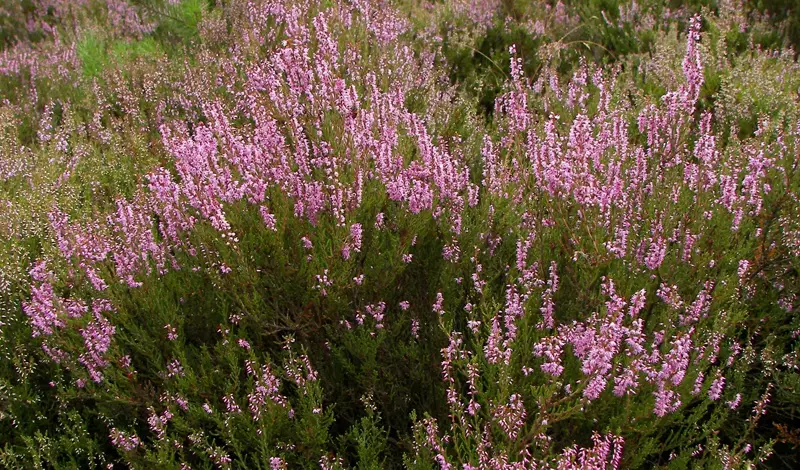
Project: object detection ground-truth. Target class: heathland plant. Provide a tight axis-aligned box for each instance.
[1,0,799,469]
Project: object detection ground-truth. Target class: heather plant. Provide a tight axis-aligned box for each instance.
[1,0,800,469]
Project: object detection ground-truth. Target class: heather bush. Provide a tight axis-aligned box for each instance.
[1,0,799,469]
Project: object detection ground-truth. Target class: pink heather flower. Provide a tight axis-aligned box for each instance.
[366,302,386,329]
[644,237,667,270]
[692,372,705,396]
[727,393,742,409]
[493,394,526,440]
[629,289,647,317]
[539,261,559,329]
[471,265,486,293]
[442,243,460,262]
[269,457,287,470]
[48,209,111,291]
[485,314,510,365]
[613,366,640,397]
[399,301,410,310]
[556,433,625,470]
[432,292,445,315]
[176,396,189,411]
[441,333,465,385]
[738,259,750,283]
[29,261,51,283]
[659,331,693,387]
[247,361,290,420]
[679,281,714,326]
[223,394,241,414]
[284,354,318,392]
[727,341,742,366]
[238,339,251,350]
[657,284,684,310]
[653,388,681,417]
[24,280,64,337]
[301,237,313,249]
[167,359,185,378]
[584,375,608,401]
[342,223,363,260]
[682,15,704,103]
[319,456,345,469]
[375,212,385,229]
[411,319,419,339]
[260,207,278,231]
[165,324,178,341]
[752,383,773,418]
[709,375,726,401]
[315,270,333,296]
[210,448,231,468]
[79,313,116,383]
[533,335,565,376]
[147,407,171,440]
[402,253,413,263]
[416,417,449,468]
[110,428,141,451]
[65,299,88,318]
[466,362,481,413]
[350,224,363,249]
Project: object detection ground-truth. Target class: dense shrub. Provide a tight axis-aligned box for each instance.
[1,0,799,469]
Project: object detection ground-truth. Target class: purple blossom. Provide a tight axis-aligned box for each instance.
[709,374,726,401]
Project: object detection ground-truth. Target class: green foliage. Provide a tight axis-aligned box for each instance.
[149,0,207,43]
[441,22,543,117]
[339,397,388,469]
[110,37,162,64]
[77,31,109,78]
